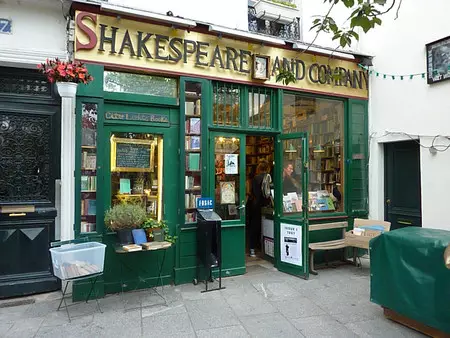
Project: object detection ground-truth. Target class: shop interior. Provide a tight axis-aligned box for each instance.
[245,135,275,265]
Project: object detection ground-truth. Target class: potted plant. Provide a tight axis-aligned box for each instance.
[141,218,162,242]
[37,58,94,97]
[141,219,177,244]
[104,203,147,245]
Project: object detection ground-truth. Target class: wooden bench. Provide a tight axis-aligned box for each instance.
[309,221,348,275]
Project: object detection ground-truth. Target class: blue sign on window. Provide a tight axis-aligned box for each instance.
[196,197,214,210]
[0,19,12,34]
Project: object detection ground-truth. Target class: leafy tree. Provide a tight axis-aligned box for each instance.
[311,0,403,49]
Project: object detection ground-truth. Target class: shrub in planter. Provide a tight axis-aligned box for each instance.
[104,203,147,245]
[141,219,177,244]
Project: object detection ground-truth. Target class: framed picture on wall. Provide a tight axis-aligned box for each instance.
[252,54,270,80]
[426,36,450,84]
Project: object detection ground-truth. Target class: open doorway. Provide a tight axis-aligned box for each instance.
[245,135,275,267]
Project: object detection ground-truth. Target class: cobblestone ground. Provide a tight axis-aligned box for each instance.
[0,258,425,337]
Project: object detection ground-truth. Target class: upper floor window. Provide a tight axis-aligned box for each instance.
[248,2,300,41]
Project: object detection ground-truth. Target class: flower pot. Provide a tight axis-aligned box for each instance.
[56,82,78,98]
[117,229,134,245]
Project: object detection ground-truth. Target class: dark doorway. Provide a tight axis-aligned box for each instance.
[0,67,60,298]
[384,141,422,230]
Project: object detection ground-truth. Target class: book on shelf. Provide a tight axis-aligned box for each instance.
[81,175,97,191]
[185,212,196,223]
[185,136,201,150]
[119,178,131,194]
[185,193,201,209]
[185,101,195,115]
[186,153,200,171]
[81,222,96,233]
[189,117,201,134]
[195,99,201,115]
[81,199,96,216]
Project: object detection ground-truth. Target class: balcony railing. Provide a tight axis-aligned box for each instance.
[248,6,300,41]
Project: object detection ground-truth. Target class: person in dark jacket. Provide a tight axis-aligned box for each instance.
[282,162,299,194]
[247,160,270,257]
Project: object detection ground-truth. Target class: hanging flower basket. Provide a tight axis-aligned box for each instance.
[37,58,94,84]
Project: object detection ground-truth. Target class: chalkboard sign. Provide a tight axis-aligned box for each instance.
[111,137,155,172]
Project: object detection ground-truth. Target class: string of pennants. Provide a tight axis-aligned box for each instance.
[358,64,426,80]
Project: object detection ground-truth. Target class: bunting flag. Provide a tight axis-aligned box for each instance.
[358,64,426,80]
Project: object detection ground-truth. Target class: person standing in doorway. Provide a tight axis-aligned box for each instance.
[247,160,271,257]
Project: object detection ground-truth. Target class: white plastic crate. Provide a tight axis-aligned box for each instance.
[50,242,106,280]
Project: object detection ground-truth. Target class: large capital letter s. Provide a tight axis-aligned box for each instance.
[76,12,98,51]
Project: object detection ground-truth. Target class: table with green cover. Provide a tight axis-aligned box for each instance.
[370,227,450,334]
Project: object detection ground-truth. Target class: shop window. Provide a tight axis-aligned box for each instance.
[104,71,177,97]
[283,94,345,213]
[80,103,98,233]
[248,87,271,129]
[213,82,240,126]
[110,133,163,221]
[214,136,240,220]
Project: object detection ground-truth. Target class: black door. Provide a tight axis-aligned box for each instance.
[384,141,422,230]
[0,68,60,298]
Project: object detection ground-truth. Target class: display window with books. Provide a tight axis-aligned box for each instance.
[283,94,345,213]
[80,103,98,233]
[184,81,202,223]
[110,133,163,221]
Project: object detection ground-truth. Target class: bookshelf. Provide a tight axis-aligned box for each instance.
[184,82,202,223]
[245,136,274,176]
[80,103,98,234]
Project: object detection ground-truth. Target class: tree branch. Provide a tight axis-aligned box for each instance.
[395,0,403,19]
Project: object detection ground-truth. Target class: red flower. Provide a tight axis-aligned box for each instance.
[36,58,93,85]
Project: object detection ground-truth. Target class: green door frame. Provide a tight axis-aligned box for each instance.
[274,132,309,279]
[102,124,178,234]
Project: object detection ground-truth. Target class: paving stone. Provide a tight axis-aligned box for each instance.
[346,317,427,337]
[179,283,224,301]
[184,298,240,331]
[4,317,44,338]
[271,296,326,319]
[0,323,13,336]
[224,288,277,316]
[196,324,250,338]
[141,301,187,318]
[240,312,303,338]
[143,312,195,336]
[261,281,302,300]
[0,303,31,322]
[290,314,359,338]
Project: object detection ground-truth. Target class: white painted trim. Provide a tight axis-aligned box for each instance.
[100,2,197,27]
[0,47,67,68]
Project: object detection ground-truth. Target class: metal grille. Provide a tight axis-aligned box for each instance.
[248,87,271,129]
[0,112,52,202]
[213,82,240,127]
[0,71,51,97]
[248,7,301,41]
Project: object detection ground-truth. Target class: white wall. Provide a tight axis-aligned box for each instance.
[108,0,249,30]
[0,0,67,68]
[358,0,450,230]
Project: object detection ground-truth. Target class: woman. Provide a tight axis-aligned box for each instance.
[247,160,270,257]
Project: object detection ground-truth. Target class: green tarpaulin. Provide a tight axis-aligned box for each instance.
[370,227,450,334]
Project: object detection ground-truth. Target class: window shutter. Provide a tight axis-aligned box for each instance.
[347,99,369,217]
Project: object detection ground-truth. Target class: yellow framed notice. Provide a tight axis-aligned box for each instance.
[110,136,156,172]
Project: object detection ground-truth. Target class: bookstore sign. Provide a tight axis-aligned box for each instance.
[74,11,368,99]
[105,111,169,124]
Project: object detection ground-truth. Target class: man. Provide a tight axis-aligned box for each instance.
[282,162,299,194]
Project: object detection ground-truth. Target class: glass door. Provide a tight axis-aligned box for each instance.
[209,132,246,225]
[274,133,309,278]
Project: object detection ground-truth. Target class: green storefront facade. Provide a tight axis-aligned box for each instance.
[72,5,369,299]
